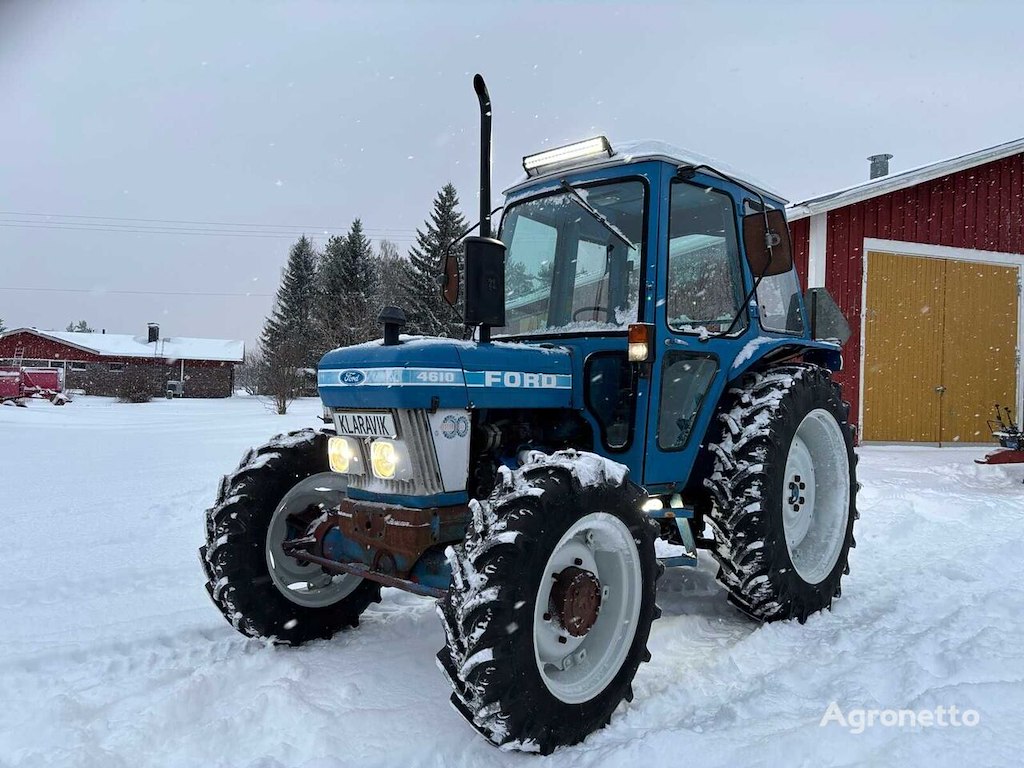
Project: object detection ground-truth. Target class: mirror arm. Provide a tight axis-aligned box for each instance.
[677,162,777,268]
[678,163,779,336]
[439,205,505,322]
[446,205,505,254]
[724,268,771,335]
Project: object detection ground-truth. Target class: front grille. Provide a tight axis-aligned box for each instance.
[347,409,444,498]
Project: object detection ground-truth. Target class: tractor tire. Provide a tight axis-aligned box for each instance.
[437,450,660,754]
[200,429,381,645]
[704,364,858,623]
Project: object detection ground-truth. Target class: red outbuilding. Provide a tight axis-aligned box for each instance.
[788,138,1024,443]
[0,323,244,398]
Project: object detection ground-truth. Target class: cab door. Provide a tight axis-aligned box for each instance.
[642,176,750,488]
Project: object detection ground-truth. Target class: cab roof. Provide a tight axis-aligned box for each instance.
[504,139,787,204]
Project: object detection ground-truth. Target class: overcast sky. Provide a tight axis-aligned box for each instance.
[3,0,1024,345]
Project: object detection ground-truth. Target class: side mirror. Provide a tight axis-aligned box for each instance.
[464,236,506,327]
[804,287,851,344]
[442,252,460,306]
[742,208,793,278]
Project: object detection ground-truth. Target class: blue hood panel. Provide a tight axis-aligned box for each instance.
[318,337,574,410]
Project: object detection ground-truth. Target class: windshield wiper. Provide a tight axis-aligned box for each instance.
[559,180,637,252]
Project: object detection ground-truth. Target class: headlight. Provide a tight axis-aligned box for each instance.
[328,436,364,475]
[641,497,664,513]
[370,439,411,480]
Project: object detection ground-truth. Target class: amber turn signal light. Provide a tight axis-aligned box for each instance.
[627,323,655,363]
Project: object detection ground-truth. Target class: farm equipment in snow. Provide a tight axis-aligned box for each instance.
[0,366,68,406]
[200,75,858,753]
[976,405,1024,465]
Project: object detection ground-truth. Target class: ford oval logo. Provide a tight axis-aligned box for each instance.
[339,369,365,385]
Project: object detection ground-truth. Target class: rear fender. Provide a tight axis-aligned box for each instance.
[726,338,842,384]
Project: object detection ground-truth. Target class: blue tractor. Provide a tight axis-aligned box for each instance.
[201,76,857,753]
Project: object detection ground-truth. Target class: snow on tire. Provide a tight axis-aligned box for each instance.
[704,364,858,623]
[200,428,381,645]
[437,450,661,754]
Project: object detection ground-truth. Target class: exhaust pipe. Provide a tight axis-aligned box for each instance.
[474,74,492,239]
[462,74,506,342]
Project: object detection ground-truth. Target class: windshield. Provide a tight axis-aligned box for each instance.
[497,180,645,335]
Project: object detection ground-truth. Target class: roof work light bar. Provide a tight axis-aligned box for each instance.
[522,136,613,176]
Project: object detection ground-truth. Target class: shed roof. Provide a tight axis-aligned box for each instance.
[787,136,1024,221]
[0,328,245,362]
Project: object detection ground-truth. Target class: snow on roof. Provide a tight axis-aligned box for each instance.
[1,328,244,362]
[786,135,1024,221]
[504,138,787,203]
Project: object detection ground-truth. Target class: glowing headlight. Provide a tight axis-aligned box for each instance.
[370,439,411,480]
[328,436,364,475]
[641,497,664,513]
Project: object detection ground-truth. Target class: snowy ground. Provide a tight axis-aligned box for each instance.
[1,396,1022,768]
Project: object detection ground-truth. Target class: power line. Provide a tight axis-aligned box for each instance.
[0,210,418,235]
[0,221,419,241]
[0,221,421,241]
[0,286,276,298]
[0,222,329,240]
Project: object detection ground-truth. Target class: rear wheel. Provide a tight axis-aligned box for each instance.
[704,365,858,622]
[200,429,381,645]
[437,451,660,754]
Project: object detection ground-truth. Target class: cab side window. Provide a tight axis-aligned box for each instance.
[666,183,745,334]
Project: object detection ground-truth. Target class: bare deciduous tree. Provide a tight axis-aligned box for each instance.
[261,335,305,415]
[236,350,263,396]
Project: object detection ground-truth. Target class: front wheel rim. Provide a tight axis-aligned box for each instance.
[533,512,643,704]
[265,473,363,608]
[782,409,851,584]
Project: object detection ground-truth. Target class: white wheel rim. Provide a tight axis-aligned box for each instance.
[265,474,363,608]
[533,512,642,704]
[782,409,851,584]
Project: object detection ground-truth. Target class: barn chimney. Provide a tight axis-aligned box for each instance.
[868,153,893,179]
[147,323,160,343]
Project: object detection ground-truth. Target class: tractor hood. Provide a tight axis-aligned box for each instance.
[317,337,574,410]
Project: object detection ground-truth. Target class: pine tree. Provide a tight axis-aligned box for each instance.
[374,239,414,312]
[0,318,6,334]
[401,183,467,337]
[316,219,379,350]
[65,320,94,332]
[345,218,378,340]
[317,233,353,351]
[261,235,320,370]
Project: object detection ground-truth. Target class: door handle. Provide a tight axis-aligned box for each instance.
[934,385,946,394]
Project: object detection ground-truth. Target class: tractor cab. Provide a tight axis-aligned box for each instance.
[451,135,845,491]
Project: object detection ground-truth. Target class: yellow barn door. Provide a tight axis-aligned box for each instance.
[863,252,946,442]
[942,260,1019,443]
[863,251,1020,443]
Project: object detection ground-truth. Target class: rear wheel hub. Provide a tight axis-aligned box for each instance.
[550,566,602,637]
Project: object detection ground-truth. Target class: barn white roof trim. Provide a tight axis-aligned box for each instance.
[787,135,1024,222]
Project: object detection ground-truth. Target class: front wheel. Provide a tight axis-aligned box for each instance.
[200,429,381,645]
[437,451,660,754]
[704,365,858,622]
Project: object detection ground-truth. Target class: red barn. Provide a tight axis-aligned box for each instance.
[788,138,1024,443]
[0,324,244,398]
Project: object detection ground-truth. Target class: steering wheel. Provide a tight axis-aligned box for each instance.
[572,306,611,321]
